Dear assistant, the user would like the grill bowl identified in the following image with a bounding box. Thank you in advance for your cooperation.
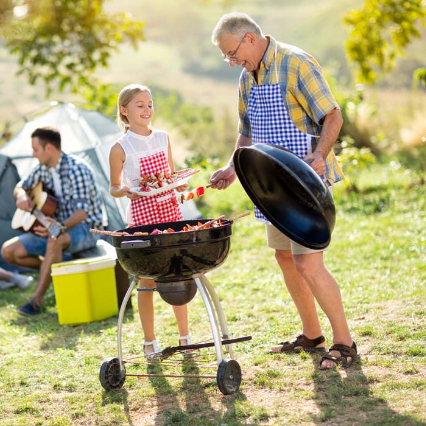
[111,219,232,282]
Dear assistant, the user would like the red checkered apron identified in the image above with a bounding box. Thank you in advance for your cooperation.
[130,150,183,225]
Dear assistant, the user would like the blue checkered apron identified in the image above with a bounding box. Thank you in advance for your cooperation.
[247,45,314,222]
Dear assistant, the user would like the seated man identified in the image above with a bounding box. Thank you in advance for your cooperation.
[1,127,104,316]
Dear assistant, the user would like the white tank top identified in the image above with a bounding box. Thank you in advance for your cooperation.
[116,129,169,189]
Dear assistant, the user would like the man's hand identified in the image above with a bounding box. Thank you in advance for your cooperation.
[304,151,326,177]
[16,192,33,212]
[209,164,237,190]
[33,217,61,238]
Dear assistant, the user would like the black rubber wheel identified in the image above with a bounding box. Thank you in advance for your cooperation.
[216,359,242,395]
[99,357,125,390]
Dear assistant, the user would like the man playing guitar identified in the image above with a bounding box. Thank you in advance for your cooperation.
[1,127,104,316]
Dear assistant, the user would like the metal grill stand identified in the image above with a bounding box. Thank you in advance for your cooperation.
[100,273,251,395]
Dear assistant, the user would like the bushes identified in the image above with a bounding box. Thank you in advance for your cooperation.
[336,135,377,192]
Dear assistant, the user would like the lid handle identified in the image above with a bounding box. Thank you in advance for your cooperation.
[120,240,151,249]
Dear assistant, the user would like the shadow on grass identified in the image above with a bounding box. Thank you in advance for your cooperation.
[310,354,426,426]
[102,388,135,426]
[5,284,134,352]
[142,356,248,426]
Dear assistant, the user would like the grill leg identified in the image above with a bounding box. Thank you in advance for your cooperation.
[200,274,234,359]
[194,276,224,364]
[117,277,138,377]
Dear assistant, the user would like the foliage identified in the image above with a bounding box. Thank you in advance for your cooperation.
[0,0,144,95]
[344,0,426,84]
[182,160,252,218]
[151,88,236,161]
[414,67,426,87]
[337,135,377,192]
[396,137,426,184]
[325,68,376,150]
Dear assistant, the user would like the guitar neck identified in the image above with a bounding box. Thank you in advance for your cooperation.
[32,209,61,239]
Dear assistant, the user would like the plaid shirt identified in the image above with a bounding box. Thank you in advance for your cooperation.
[21,152,104,229]
[238,36,344,182]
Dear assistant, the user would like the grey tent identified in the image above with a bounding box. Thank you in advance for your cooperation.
[0,102,127,271]
[0,101,200,271]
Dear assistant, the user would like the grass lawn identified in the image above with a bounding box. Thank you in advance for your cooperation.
[0,162,425,426]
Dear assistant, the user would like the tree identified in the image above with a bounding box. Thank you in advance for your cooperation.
[344,0,426,85]
[0,0,144,95]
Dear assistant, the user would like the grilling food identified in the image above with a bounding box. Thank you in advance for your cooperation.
[173,186,205,205]
[138,168,200,192]
[89,212,250,237]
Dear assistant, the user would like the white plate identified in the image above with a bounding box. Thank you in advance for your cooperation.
[130,176,191,197]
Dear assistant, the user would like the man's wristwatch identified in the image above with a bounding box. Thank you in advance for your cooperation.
[60,224,68,234]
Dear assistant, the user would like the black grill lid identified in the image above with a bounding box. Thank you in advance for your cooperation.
[233,144,335,249]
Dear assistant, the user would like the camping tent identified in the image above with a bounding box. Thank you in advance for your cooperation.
[0,101,201,271]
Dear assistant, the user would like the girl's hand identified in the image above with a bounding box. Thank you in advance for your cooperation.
[175,183,189,192]
[123,186,142,199]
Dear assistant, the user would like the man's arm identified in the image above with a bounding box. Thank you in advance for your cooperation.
[13,166,42,211]
[227,134,252,167]
[60,209,88,231]
[67,162,98,229]
[209,134,252,190]
[13,185,33,212]
[305,108,343,176]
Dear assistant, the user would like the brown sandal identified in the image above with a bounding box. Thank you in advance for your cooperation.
[320,341,358,370]
[272,334,326,353]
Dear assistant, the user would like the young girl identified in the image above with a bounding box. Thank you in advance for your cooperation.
[109,84,192,359]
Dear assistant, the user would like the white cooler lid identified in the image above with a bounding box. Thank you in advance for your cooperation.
[51,256,116,276]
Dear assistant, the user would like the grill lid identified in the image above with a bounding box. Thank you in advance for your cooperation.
[233,144,335,249]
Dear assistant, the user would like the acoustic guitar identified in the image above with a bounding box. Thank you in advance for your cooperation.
[11,182,61,239]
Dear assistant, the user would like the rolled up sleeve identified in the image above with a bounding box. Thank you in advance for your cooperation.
[20,166,42,192]
[296,59,339,125]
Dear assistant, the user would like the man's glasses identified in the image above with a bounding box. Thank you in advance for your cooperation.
[222,33,247,63]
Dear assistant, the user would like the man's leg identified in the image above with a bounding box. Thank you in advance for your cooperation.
[271,249,325,351]
[293,252,353,368]
[31,234,69,305]
[267,224,325,351]
[1,237,43,270]
[6,232,71,314]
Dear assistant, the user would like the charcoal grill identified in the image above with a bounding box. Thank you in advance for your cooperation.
[99,218,251,395]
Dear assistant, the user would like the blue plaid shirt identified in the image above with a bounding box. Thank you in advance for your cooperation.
[21,152,104,229]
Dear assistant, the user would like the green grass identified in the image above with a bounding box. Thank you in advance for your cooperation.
[1,162,426,425]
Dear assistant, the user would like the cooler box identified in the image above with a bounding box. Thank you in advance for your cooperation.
[51,256,118,325]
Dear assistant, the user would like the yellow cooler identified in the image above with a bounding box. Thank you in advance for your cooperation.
[51,256,118,325]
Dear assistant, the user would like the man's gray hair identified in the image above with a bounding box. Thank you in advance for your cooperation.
[211,12,263,45]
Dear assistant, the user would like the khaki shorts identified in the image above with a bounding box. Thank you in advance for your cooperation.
[266,223,325,254]
[265,181,334,255]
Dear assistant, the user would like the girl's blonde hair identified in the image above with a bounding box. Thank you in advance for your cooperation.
[117,84,152,132]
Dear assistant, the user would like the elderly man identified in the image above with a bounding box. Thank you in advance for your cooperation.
[209,12,357,370]
[1,127,104,316]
